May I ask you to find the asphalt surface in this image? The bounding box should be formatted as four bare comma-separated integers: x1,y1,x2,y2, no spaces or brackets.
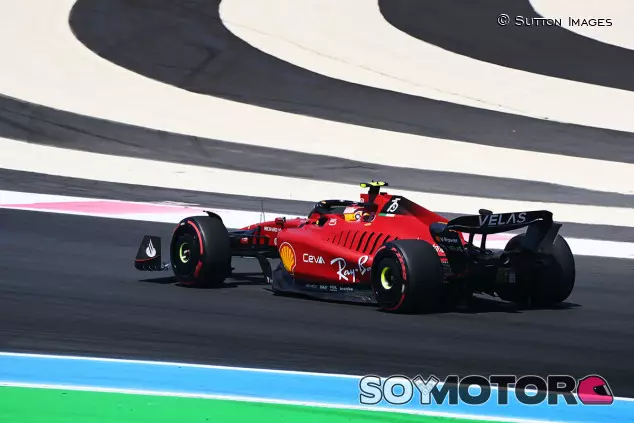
1,209,633,396
67,0,634,163
379,0,634,92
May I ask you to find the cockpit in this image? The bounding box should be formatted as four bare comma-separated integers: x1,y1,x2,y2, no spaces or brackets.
308,199,377,226
307,181,388,225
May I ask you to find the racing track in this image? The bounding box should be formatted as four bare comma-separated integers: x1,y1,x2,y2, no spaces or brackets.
1,0,634,414
1,208,634,396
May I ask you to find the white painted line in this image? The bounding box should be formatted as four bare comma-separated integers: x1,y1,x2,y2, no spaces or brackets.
1,141,633,228
0,351,358,379
477,235,634,260
220,0,634,133
1,190,633,259
0,382,564,423
530,0,634,51
1,1,633,194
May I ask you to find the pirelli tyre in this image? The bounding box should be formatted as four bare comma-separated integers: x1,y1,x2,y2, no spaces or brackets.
498,233,575,307
170,215,231,287
370,240,444,314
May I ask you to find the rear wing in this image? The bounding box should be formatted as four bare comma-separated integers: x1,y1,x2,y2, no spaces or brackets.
446,210,552,235
442,210,561,253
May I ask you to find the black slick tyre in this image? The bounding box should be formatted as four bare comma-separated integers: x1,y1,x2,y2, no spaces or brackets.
170,215,231,287
498,233,575,307
370,240,444,314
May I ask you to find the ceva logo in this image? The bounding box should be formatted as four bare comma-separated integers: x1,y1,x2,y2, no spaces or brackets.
303,254,325,264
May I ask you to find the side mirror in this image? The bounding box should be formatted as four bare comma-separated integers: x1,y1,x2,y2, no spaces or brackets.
479,209,493,216
275,217,286,228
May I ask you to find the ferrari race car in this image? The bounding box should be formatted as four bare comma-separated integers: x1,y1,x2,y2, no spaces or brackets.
134,181,575,313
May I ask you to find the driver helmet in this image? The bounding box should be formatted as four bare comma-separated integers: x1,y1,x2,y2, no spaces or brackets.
343,205,364,222
343,205,375,222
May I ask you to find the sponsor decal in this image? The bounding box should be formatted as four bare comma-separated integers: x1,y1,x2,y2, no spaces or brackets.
279,242,296,273
145,239,156,258
359,373,614,406
305,283,354,292
437,236,460,244
328,218,337,226
330,255,369,282
386,197,401,213
435,234,464,253
263,226,280,232
303,253,325,264
309,283,333,291
441,244,464,253
479,212,526,227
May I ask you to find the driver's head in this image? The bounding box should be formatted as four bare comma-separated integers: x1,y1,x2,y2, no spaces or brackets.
343,204,376,222
343,205,364,222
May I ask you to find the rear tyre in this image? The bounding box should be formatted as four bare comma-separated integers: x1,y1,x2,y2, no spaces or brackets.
498,233,575,307
170,215,231,287
370,240,444,314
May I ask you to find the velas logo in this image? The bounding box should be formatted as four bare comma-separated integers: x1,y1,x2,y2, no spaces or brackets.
577,375,614,405
279,242,296,273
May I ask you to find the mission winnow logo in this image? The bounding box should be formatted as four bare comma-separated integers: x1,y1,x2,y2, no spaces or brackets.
359,374,614,406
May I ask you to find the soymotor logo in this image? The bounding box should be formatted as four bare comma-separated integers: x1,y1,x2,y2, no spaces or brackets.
359,374,614,406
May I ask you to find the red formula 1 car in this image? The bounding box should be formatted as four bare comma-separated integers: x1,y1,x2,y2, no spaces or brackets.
134,182,575,313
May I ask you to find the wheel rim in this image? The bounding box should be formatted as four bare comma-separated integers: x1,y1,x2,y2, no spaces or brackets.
373,258,405,309
171,232,198,278
380,266,394,290
179,242,191,263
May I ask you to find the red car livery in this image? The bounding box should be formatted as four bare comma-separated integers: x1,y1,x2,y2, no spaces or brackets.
135,181,575,313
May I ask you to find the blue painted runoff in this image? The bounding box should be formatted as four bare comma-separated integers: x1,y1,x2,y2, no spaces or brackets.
0,353,632,422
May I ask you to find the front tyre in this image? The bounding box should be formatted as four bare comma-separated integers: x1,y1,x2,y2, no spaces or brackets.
371,240,444,314
170,215,231,287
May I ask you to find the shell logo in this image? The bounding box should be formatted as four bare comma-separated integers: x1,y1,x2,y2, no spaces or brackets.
279,242,296,273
